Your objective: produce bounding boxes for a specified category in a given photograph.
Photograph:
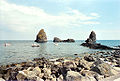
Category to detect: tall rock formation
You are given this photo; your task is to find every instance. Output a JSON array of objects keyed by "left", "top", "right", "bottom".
[
  {"left": 35, "top": 29, "right": 47, "bottom": 43},
  {"left": 81, "top": 31, "right": 120, "bottom": 50},
  {"left": 85, "top": 31, "right": 96, "bottom": 44}
]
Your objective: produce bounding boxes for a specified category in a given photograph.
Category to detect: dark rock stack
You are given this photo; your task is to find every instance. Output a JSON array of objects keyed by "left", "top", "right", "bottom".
[
  {"left": 35, "top": 29, "right": 47, "bottom": 43},
  {"left": 85, "top": 31, "right": 96, "bottom": 44},
  {"left": 53, "top": 37, "right": 75, "bottom": 42},
  {"left": 53, "top": 37, "right": 62, "bottom": 42},
  {"left": 81, "top": 31, "right": 120, "bottom": 50}
]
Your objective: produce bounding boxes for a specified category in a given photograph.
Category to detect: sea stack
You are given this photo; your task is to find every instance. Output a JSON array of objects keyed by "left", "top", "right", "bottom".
[
  {"left": 85, "top": 31, "right": 96, "bottom": 44},
  {"left": 81, "top": 31, "right": 119, "bottom": 50},
  {"left": 35, "top": 29, "right": 47, "bottom": 43}
]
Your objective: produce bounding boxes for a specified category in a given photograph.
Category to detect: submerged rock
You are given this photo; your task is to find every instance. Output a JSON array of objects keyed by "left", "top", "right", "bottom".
[{"left": 35, "top": 29, "right": 47, "bottom": 43}]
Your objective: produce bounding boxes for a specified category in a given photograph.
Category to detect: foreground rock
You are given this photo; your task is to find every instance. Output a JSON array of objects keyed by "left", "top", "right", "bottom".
[
  {"left": 81, "top": 31, "right": 120, "bottom": 50},
  {"left": 0, "top": 52, "right": 120, "bottom": 81},
  {"left": 53, "top": 37, "right": 75, "bottom": 42},
  {"left": 35, "top": 29, "right": 47, "bottom": 43}
]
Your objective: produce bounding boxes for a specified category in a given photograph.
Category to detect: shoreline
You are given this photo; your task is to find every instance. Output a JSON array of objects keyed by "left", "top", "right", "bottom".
[{"left": 0, "top": 50, "right": 120, "bottom": 81}]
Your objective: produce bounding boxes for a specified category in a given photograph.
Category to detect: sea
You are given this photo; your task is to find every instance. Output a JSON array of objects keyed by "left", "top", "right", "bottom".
[{"left": 0, "top": 40, "right": 120, "bottom": 65}]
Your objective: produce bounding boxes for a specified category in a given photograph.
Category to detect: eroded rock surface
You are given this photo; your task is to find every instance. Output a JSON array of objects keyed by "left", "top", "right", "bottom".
[{"left": 35, "top": 29, "right": 47, "bottom": 43}]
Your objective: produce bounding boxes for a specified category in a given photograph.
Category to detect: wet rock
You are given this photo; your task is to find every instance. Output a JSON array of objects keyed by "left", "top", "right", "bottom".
[{"left": 35, "top": 29, "right": 47, "bottom": 43}]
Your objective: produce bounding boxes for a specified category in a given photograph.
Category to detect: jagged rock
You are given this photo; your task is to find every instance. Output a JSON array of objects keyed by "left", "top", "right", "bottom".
[
  {"left": 91, "top": 63, "right": 113, "bottom": 77},
  {"left": 85, "top": 31, "right": 96, "bottom": 44},
  {"left": 16, "top": 67, "right": 41, "bottom": 81},
  {"left": 35, "top": 29, "right": 47, "bottom": 43},
  {"left": 81, "top": 31, "right": 120, "bottom": 50},
  {"left": 53, "top": 37, "right": 75, "bottom": 42},
  {"left": 78, "top": 58, "right": 93, "bottom": 70},
  {"left": 81, "top": 70, "right": 104, "bottom": 81}
]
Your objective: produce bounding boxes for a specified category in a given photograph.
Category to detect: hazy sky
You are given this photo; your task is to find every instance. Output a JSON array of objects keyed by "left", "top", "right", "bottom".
[{"left": 0, "top": 0, "right": 120, "bottom": 40}]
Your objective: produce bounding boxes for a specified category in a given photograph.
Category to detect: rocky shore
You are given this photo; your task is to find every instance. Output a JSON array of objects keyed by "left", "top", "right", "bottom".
[{"left": 0, "top": 50, "right": 120, "bottom": 81}]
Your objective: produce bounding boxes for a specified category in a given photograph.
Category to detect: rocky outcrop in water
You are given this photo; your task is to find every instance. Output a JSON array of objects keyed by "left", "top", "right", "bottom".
[
  {"left": 53, "top": 37, "right": 75, "bottom": 42},
  {"left": 81, "top": 31, "right": 120, "bottom": 50},
  {"left": 53, "top": 37, "right": 62, "bottom": 42},
  {"left": 85, "top": 31, "right": 96, "bottom": 44},
  {"left": 63, "top": 39, "right": 75, "bottom": 42},
  {"left": 35, "top": 29, "right": 47, "bottom": 43}
]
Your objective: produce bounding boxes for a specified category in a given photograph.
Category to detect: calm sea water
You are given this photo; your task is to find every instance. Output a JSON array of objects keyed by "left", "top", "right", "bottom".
[{"left": 0, "top": 40, "right": 120, "bottom": 65}]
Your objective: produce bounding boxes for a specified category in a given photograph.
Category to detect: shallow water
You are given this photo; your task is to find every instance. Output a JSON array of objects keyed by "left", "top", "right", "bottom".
[{"left": 0, "top": 40, "right": 120, "bottom": 65}]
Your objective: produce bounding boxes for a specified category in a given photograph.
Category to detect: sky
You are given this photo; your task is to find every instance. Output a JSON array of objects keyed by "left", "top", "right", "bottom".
[{"left": 0, "top": 0, "right": 120, "bottom": 40}]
